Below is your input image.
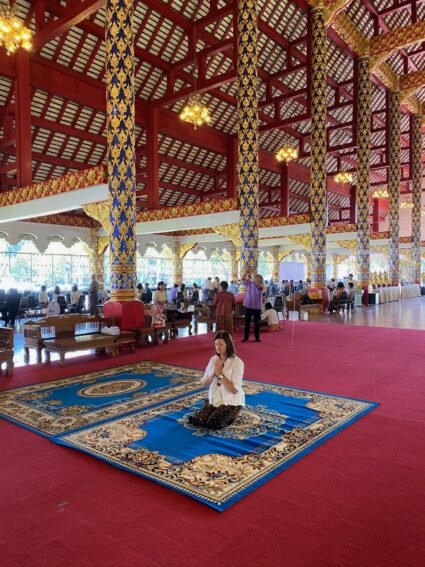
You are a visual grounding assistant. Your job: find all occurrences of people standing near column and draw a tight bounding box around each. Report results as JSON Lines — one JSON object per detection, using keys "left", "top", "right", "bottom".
{"left": 153, "top": 281, "right": 167, "bottom": 305}
{"left": 213, "top": 281, "right": 236, "bottom": 335}
{"left": 241, "top": 271, "right": 264, "bottom": 342}
{"left": 88, "top": 274, "right": 99, "bottom": 315}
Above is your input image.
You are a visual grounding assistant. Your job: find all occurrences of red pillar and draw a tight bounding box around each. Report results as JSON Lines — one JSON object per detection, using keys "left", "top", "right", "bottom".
{"left": 146, "top": 107, "right": 159, "bottom": 208}
{"left": 349, "top": 185, "right": 357, "bottom": 224}
{"left": 226, "top": 135, "right": 237, "bottom": 198}
{"left": 280, "top": 162, "right": 289, "bottom": 217}
{"left": 15, "top": 51, "right": 32, "bottom": 188}
{"left": 372, "top": 198, "right": 379, "bottom": 232}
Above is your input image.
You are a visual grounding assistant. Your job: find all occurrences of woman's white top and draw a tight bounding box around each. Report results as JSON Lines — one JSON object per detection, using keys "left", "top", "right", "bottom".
{"left": 152, "top": 289, "right": 167, "bottom": 304}
{"left": 261, "top": 308, "right": 279, "bottom": 325}
{"left": 202, "top": 355, "right": 245, "bottom": 407}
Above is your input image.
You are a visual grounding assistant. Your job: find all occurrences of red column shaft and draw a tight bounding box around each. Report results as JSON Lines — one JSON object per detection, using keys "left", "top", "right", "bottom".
{"left": 280, "top": 163, "right": 289, "bottom": 216}
{"left": 146, "top": 107, "right": 159, "bottom": 208}
{"left": 372, "top": 198, "right": 379, "bottom": 232}
{"left": 349, "top": 185, "right": 357, "bottom": 224}
{"left": 226, "top": 136, "right": 237, "bottom": 198}
{"left": 15, "top": 51, "right": 32, "bottom": 188}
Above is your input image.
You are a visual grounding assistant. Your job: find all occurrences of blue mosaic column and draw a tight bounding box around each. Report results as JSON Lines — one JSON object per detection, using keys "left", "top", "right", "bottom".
{"left": 388, "top": 91, "right": 401, "bottom": 286}
{"left": 356, "top": 56, "right": 371, "bottom": 296}
{"left": 105, "top": 0, "right": 137, "bottom": 301}
{"left": 310, "top": 4, "right": 328, "bottom": 287}
{"left": 237, "top": 0, "right": 259, "bottom": 273}
{"left": 411, "top": 115, "right": 422, "bottom": 284}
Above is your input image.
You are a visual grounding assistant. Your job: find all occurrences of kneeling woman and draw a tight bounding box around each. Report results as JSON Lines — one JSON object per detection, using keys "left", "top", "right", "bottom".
{"left": 189, "top": 330, "right": 244, "bottom": 430}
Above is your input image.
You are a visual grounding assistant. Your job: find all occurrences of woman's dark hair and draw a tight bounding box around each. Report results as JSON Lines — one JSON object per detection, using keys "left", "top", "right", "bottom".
{"left": 337, "top": 282, "right": 345, "bottom": 289}
{"left": 265, "top": 302, "right": 272, "bottom": 310}
{"left": 157, "top": 281, "right": 164, "bottom": 290}
{"left": 220, "top": 280, "right": 229, "bottom": 290}
{"left": 72, "top": 284, "right": 78, "bottom": 292}
{"left": 137, "top": 283, "right": 143, "bottom": 291}
{"left": 214, "top": 330, "right": 236, "bottom": 358}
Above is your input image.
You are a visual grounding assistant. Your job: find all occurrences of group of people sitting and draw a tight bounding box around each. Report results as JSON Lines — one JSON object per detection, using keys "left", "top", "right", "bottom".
{"left": 327, "top": 281, "right": 355, "bottom": 312}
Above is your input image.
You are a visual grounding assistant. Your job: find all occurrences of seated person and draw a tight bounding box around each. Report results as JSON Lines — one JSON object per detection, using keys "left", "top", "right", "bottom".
{"left": 38, "top": 285, "right": 49, "bottom": 306}
{"left": 328, "top": 282, "right": 347, "bottom": 312}
{"left": 46, "top": 294, "right": 60, "bottom": 316}
{"left": 261, "top": 302, "right": 279, "bottom": 331}
{"left": 188, "top": 330, "right": 244, "bottom": 430}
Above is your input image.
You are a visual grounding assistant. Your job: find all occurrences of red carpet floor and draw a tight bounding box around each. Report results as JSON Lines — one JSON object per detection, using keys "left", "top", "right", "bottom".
{"left": 1, "top": 322, "right": 425, "bottom": 567}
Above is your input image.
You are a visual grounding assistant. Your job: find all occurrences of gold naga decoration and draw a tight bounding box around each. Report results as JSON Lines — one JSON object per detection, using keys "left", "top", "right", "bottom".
{"left": 174, "top": 240, "right": 197, "bottom": 285}
{"left": 370, "top": 244, "right": 389, "bottom": 256}
{"left": 333, "top": 253, "right": 350, "bottom": 265}
{"left": 82, "top": 201, "right": 112, "bottom": 235}
{"left": 212, "top": 223, "right": 242, "bottom": 247}
{"left": 287, "top": 234, "right": 312, "bottom": 251}
{"left": 335, "top": 239, "right": 357, "bottom": 253}
{"left": 175, "top": 241, "right": 198, "bottom": 260}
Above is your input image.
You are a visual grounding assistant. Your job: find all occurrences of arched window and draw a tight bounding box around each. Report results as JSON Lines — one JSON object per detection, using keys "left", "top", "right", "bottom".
{"left": 139, "top": 244, "right": 174, "bottom": 286}
{"left": 257, "top": 251, "right": 273, "bottom": 281}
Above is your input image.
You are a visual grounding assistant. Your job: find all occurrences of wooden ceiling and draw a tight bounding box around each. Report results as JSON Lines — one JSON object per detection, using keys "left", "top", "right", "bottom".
{"left": 0, "top": 0, "right": 424, "bottom": 224}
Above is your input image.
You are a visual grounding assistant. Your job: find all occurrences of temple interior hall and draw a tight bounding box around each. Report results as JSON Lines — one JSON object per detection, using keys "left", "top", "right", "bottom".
{"left": 0, "top": 1, "right": 425, "bottom": 566}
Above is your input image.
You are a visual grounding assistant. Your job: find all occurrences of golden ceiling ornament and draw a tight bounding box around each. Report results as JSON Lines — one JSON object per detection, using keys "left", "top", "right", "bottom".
{"left": 372, "top": 188, "right": 389, "bottom": 199}
{"left": 287, "top": 234, "right": 312, "bottom": 251}
{"left": 324, "top": 0, "right": 354, "bottom": 26}
{"left": 82, "top": 201, "right": 112, "bottom": 235}
{"left": 401, "top": 94, "right": 422, "bottom": 115}
{"left": 400, "top": 200, "right": 414, "bottom": 209}
{"left": 334, "top": 171, "right": 353, "bottom": 184}
{"left": 276, "top": 249, "right": 294, "bottom": 263}
{"left": 335, "top": 239, "right": 358, "bottom": 253}
{"left": 212, "top": 223, "right": 242, "bottom": 247}
{"left": 276, "top": 146, "right": 299, "bottom": 164}
{"left": 373, "top": 62, "right": 400, "bottom": 90}
{"left": 0, "top": 3, "right": 32, "bottom": 55}
{"left": 330, "top": 12, "right": 369, "bottom": 57}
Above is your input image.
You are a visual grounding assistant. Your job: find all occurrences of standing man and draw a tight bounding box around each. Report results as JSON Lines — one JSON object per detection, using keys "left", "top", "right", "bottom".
{"left": 241, "top": 271, "right": 264, "bottom": 342}
{"left": 88, "top": 274, "right": 99, "bottom": 315}
{"left": 213, "top": 281, "right": 236, "bottom": 335}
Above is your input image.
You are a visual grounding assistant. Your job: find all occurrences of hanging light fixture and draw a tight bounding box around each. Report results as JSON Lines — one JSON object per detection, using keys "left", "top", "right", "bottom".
{"left": 179, "top": 30, "right": 211, "bottom": 129}
{"left": 334, "top": 171, "right": 353, "bottom": 184}
{"left": 180, "top": 94, "right": 211, "bottom": 128}
{"left": 275, "top": 146, "right": 299, "bottom": 163}
{"left": 373, "top": 187, "right": 389, "bottom": 199}
{"left": 0, "top": 3, "right": 32, "bottom": 55}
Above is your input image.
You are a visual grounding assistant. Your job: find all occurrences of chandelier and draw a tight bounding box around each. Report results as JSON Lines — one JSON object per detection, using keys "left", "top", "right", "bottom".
{"left": 180, "top": 94, "right": 211, "bottom": 128}
{"left": 334, "top": 171, "right": 353, "bottom": 184}
{"left": 373, "top": 188, "right": 389, "bottom": 199}
{"left": 276, "top": 146, "right": 299, "bottom": 163}
{"left": 0, "top": 4, "right": 32, "bottom": 55}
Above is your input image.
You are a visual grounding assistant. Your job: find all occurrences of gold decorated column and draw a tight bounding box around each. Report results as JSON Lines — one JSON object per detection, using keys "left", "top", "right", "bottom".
{"left": 387, "top": 90, "right": 401, "bottom": 285}
{"left": 411, "top": 114, "right": 422, "bottom": 284}
{"left": 89, "top": 227, "right": 105, "bottom": 285}
{"left": 173, "top": 240, "right": 197, "bottom": 285}
{"left": 231, "top": 244, "right": 240, "bottom": 281}
{"left": 309, "top": 1, "right": 328, "bottom": 287}
{"left": 105, "top": 0, "right": 137, "bottom": 301}
{"left": 237, "top": 0, "right": 259, "bottom": 273}
{"left": 356, "top": 56, "right": 371, "bottom": 295}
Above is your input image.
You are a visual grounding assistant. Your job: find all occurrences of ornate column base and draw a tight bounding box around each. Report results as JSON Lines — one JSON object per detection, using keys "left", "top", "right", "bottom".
{"left": 104, "top": 299, "right": 144, "bottom": 330}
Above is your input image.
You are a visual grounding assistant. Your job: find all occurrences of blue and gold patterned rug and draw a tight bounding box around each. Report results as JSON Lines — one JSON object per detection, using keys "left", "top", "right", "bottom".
{"left": 54, "top": 373, "right": 378, "bottom": 511}
{"left": 0, "top": 362, "right": 202, "bottom": 436}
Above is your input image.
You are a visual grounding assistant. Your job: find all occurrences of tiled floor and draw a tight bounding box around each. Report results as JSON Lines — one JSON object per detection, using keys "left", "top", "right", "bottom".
{"left": 4, "top": 295, "right": 425, "bottom": 369}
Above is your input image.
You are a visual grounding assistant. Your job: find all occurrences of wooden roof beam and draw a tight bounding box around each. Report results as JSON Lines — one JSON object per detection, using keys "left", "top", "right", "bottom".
{"left": 34, "top": 0, "right": 106, "bottom": 50}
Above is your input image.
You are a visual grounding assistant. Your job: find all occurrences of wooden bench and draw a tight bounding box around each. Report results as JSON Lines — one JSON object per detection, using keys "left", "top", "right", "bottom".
{"left": 166, "top": 310, "right": 193, "bottom": 338}
{"left": 0, "top": 327, "right": 14, "bottom": 377}
{"left": 193, "top": 303, "right": 215, "bottom": 333}
{"left": 23, "top": 314, "right": 135, "bottom": 365}
{"left": 130, "top": 315, "right": 171, "bottom": 347}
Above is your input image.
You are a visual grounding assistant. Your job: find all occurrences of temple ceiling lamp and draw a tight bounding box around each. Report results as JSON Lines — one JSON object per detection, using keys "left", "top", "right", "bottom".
{"left": 334, "top": 171, "right": 353, "bottom": 185}
{"left": 179, "top": 30, "right": 211, "bottom": 129}
{"left": 275, "top": 146, "right": 299, "bottom": 164}
{"left": 373, "top": 188, "right": 389, "bottom": 199}
{"left": 0, "top": 3, "right": 32, "bottom": 55}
